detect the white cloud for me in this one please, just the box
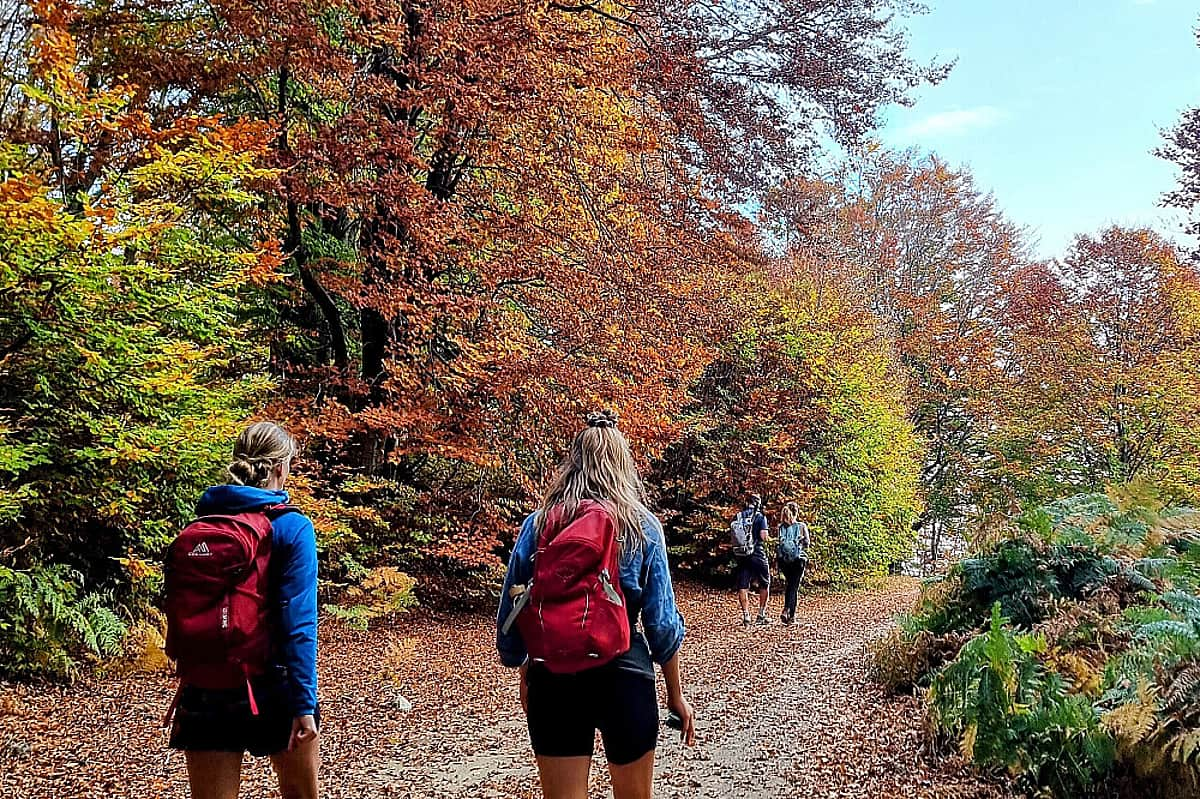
[899,106,1006,139]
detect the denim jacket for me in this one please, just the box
[496,510,686,668]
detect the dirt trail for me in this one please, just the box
[0,580,1005,798]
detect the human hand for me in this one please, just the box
[668,695,696,746]
[288,714,319,751]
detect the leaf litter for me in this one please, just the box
[0,579,1008,798]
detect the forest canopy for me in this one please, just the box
[2,0,1200,685]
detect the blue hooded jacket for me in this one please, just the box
[196,485,319,717]
[496,510,686,669]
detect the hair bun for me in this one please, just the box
[586,410,618,429]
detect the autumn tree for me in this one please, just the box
[764,149,1024,565]
[0,0,950,632]
[990,228,1200,504]
[54,0,943,583]
[0,1,281,675]
[629,0,951,198]
[653,267,922,583]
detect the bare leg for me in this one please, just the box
[270,736,320,799]
[535,755,591,799]
[737,588,750,619]
[609,749,655,799]
[185,751,243,799]
[757,586,769,615]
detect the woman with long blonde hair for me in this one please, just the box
[776,501,811,626]
[497,411,695,799]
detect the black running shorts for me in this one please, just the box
[525,638,658,765]
[169,672,319,757]
[735,555,771,590]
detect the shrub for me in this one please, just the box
[867,612,970,694]
[0,565,126,680]
[877,491,1200,797]
[929,605,1115,797]
[323,567,418,630]
[868,624,934,694]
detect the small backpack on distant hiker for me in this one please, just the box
[777,521,808,563]
[164,505,295,713]
[508,500,630,673]
[730,508,760,557]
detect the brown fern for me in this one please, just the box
[1104,680,1159,754]
[1165,663,1200,715]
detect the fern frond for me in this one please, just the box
[1104,680,1159,750]
[1165,663,1200,714]
[1167,728,1200,766]
[1162,591,1200,623]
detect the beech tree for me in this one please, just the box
[0,1,279,593]
[991,228,1200,504]
[764,149,1023,564]
[1,0,947,624]
[653,266,922,582]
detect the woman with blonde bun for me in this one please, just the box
[168,422,320,799]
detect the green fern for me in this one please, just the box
[0,564,128,680]
[893,491,1200,795]
[929,604,1114,796]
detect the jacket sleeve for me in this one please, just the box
[276,515,319,717]
[496,514,537,668]
[639,522,686,665]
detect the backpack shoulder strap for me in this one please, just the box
[263,504,301,520]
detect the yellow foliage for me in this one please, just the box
[327,567,419,629]
[1168,729,1200,767]
[1050,652,1103,696]
[1105,680,1161,763]
[360,567,416,594]
[102,622,170,677]
[960,722,978,761]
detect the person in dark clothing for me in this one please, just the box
[776,502,811,626]
[733,494,771,626]
[169,422,320,799]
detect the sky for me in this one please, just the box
[879,0,1200,259]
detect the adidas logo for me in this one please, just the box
[187,541,212,557]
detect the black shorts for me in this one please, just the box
[736,555,771,590]
[169,673,318,757]
[525,637,658,765]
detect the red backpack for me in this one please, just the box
[164,506,292,713]
[515,500,631,673]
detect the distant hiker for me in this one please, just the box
[776,502,811,626]
[497,410,696,799]
[164,422,319,799]
[731,494,770,626]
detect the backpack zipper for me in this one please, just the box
[582,592,589,628]
[599,569,622,606]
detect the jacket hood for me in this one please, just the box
[196,484,289,515]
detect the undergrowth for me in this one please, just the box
[871,486,1200,797]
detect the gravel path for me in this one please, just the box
[0,580,1006,798]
